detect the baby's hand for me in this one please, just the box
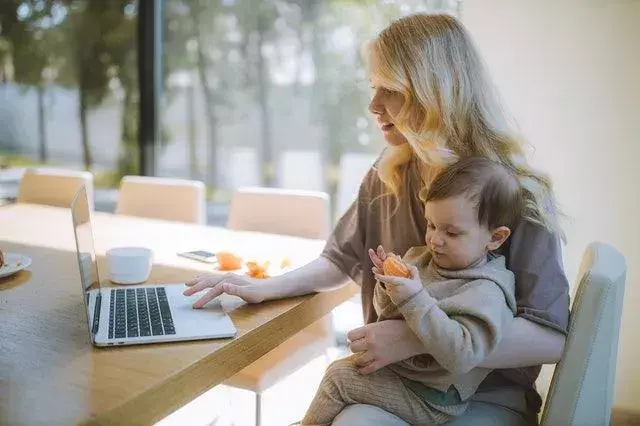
[375,265,422,305]
[368,245,388,275]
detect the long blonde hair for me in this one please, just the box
[365,13,562,235]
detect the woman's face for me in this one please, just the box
[368,81,408,147]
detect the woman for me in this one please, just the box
[185,14,569,425]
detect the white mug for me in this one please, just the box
[106,247,153,285]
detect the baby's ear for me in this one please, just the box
[486,226,511,251]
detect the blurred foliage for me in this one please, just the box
[0,0,458,196]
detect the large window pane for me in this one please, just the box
[160,0,459,223]
[0,0,139,208]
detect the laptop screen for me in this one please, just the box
[71,185,101,341]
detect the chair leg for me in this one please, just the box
[255,392,262,426]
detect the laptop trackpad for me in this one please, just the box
[163,283,237,337]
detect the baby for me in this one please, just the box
[301,157,523,425]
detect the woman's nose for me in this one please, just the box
[368,93,383,116]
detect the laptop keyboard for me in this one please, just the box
[108,287,176,339]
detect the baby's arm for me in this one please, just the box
[373,281,403,320]
[395,279,514,375]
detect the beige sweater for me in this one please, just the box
[374,246,517,401]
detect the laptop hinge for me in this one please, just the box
[92,291,102,335]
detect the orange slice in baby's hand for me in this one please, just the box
[382,254,411,278]
[215,251,243,271]
[245,261,270,279]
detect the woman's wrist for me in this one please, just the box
[265,256,350,301]
[262,275,297,301]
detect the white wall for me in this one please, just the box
[462,0,640,411]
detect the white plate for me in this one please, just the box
[0,253,32,279]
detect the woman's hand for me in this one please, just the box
[183,273,278,308]
[347,320,425,374]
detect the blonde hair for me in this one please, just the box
[365,13,562,236]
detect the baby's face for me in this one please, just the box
[424,195,494,270]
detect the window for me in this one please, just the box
[0,0,139,205]
[0,0,459,220]
[161,0,459,222]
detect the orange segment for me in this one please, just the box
[245,261,270,279]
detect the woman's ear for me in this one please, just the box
[486,226,511,251]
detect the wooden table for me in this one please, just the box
[0,204,357,425]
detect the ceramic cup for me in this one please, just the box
[106,247,153,285]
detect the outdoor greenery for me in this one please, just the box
[0,0,458,205]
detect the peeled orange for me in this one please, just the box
[215,251,243,271]
[382,254,411,278]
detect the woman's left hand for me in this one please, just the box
[347,319,424,374]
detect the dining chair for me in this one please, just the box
[225,186,335,426]
[17,167,94,209]
[115,176,206,224]
[227,186,330,239]
[540,241,627,426]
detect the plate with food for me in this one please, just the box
[0,250,32,279]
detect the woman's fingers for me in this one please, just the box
[183,274,224,295]
[192,287,225,309]
[349,337,369,353]
[358,360,383,375]
[376,245,387,261]
[346,325,367,343]
[354,350,376,367]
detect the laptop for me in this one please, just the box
[71,185,237,347]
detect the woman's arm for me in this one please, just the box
[269,256,351,298]
[184,256,350,307]
[349,316,565,374]
[479,316,565,368]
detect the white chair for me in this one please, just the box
[541,242,627,426]
[115,176,206,224]
[227,186,330,240]
[225,186,334,426]
[17,167,93,209]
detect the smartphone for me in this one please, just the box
[177,250,217,264]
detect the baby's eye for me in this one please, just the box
[427,223,436,230]
[446,232,459,238]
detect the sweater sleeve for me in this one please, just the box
[373,281,402,320]
[397,279,514,375]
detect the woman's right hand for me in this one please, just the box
[183,273,276,308]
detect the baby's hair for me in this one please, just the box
[424,157,524,230]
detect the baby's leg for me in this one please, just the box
[301,357,447,426]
